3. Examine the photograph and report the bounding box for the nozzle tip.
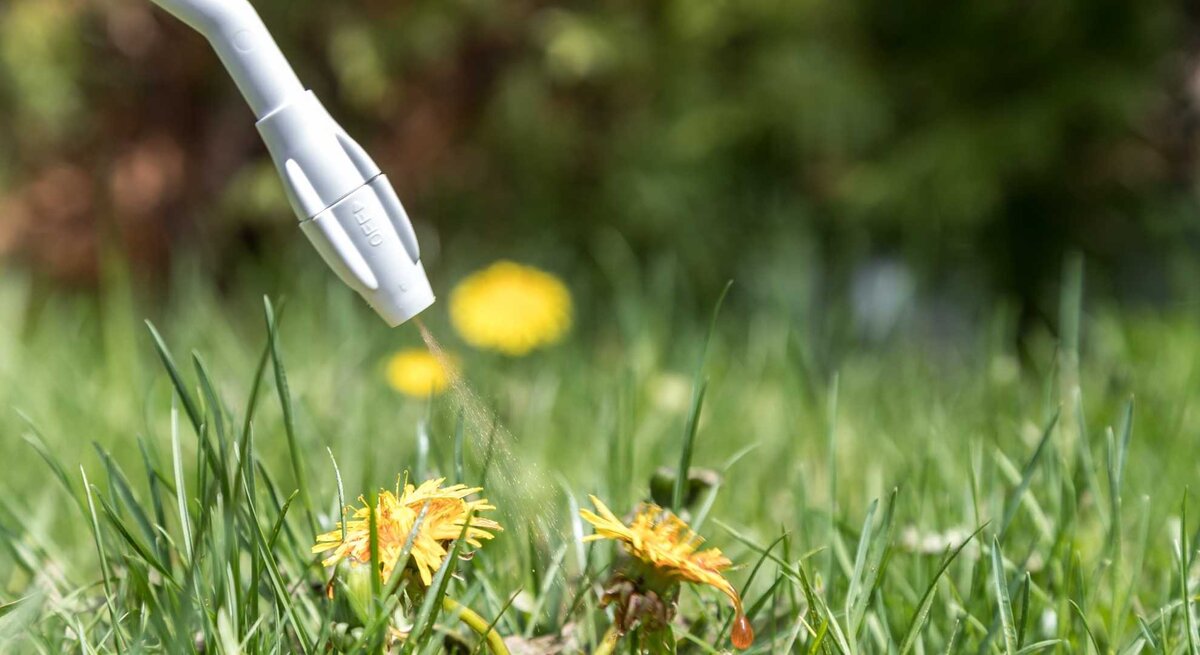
[372,263,436,327]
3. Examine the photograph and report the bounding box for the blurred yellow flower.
[313,478,501,586]
[385,348,453,397]
[582,496,754,649]
[450,261,572,356]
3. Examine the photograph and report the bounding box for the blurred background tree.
[1,0,1197,334]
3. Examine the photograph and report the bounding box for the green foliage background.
[1,0,1197,320]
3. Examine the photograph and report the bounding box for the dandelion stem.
[594,624,621,655]
[442,597,510,655]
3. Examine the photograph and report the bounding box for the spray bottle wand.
[146,0,435,326]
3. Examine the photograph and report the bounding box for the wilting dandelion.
[581,496,754,650]
[313,478,501,586]
[450,261,572,356]
[385,348,454,397]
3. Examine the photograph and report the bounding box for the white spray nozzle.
[147,0,435,327]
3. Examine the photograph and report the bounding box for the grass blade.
[326,447,346,544]
[146,320,202,433]
[848,489,897,638]
[898,524,986,655]
[1015,571,1031,649]
[1180,491,1197,655]
[21,429,81,511]
[992,537,1018,655]
[999,410,1059,538]
[170,399,194,563]
[92,444,163,563]
[1069,600,1102,655]
[672,382,708,513]
[243,481,314,651]
[263,298,317,537]
[1107,399,1134,558]
[672,280,731,512]
[1017,640,1065,654]
[81,468,122,650]
[408,511,476,652]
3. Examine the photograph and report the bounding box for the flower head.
[313,478,501,586]
[450,261,572,356]
[582,496,754,649]
[385,348,454,398]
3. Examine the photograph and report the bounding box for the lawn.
[2,257,1200,654]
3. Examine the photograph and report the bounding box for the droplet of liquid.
[731,614,755,650]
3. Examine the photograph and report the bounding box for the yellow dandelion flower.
[581,496,755,649]
[450,261,572,356]
[313,478,501,586]
[385,348,454,397]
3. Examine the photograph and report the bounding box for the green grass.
[2,258,1200,653]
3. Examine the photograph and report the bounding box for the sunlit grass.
[2,259,1200,652]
